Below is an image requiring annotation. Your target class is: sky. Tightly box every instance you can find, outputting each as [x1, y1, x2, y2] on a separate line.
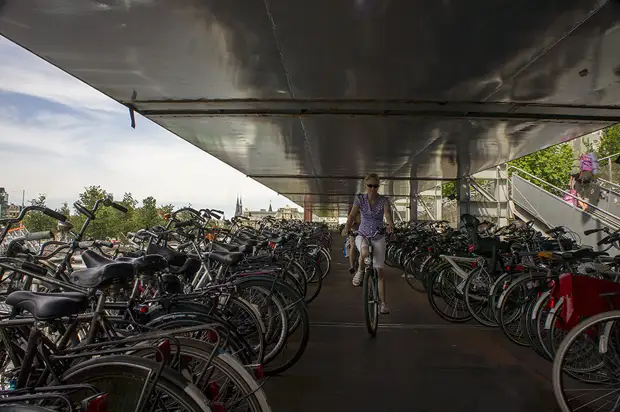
[0, 36, 301, 218]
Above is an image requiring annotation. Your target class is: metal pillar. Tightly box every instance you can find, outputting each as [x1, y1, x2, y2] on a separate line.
[409, 180, 418, 221]
[435, 183, 443, 221]
[457, 178, 470, 226]
[495, 165, 509, 227]
[303, 195, 312, 222]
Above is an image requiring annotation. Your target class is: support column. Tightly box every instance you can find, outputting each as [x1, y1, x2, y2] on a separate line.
[457, 178, 470, 227]
[435, 183, 443, 221]
[495, 165, 509, 226]
[303, 195, 312, 222]
[409, 180, 418, 221]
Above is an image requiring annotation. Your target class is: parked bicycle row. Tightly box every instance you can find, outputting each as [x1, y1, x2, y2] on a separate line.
[386, 216, 620, 412]
[0, 198, 331, 411]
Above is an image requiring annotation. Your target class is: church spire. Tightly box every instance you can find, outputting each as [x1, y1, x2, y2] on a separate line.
[268, 201, 273, 213]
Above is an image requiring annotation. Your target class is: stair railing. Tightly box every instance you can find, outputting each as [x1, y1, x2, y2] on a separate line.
[507, 165, 620, 228]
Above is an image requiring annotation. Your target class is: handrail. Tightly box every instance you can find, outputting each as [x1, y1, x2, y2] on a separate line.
[599, 151, 620, 162]
[597, 178, 620, 193]
[507, 165, 620, 226]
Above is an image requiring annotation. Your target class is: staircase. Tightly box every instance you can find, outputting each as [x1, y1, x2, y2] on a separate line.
[509, 168, 620, 249]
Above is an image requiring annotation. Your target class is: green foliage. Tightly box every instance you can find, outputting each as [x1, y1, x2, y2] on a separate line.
[597, 125, 620, 159]
[22, 187, 176, 241]
[133, 196, 166, 230]
[58, 202, 71, 218]
[21, 194, 56, 233]
[508, 142, 575, 190]
[593, 124, 620, 183]
[442, 182, 456, 198]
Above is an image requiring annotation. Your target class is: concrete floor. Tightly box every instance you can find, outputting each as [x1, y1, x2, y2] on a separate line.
[263, 235, 560, 412]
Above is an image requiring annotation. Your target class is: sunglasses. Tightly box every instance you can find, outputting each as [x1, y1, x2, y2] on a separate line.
[367, 184, 379, 188]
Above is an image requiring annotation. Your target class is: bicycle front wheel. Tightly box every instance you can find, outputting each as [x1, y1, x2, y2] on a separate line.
[363, 269, 379, 337]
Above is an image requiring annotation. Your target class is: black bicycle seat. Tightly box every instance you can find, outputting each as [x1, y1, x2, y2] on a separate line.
[70, 262, 135, 289]
[82, 250, 167, 272]
[146, 243, 187, 266]
[6, 291, 89, 321]
[212, 241, 253, 254]
[205, 251, 244, 266]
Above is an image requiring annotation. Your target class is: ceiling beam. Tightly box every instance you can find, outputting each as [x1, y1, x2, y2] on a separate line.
[133, 99, 620, 122]
[279, 192, 410, 196]
[253, 175, 452, 181]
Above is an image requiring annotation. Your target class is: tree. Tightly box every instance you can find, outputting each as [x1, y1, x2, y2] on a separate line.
[590, 125, 620, 183]
[442, 182, 457, 198]
[597, 125, 620, 159]
[22, 194, 56, 233]
[57, 202, 71, 218]
[508, 142, 575, 191]
[117, 192, 139, 234]
[158, 204, 175, 217]
[77, 185, 109, 211]
[74, 186, 125, 240]
[133, 196, 164, 229]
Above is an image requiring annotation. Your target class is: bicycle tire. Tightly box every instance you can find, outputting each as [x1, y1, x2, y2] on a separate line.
[234, 276, 310, 375]
[463, 267, 498, 327]
[363, 269, 379, 337]
[426, 261, 473, 323]
[552, 310, 620, 412]
[61, 354, 211, 412]
[131, 336, 271, 412]
[497, 273, 545, 346]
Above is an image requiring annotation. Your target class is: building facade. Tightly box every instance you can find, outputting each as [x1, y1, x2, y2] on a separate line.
[238, 198, 304, 224]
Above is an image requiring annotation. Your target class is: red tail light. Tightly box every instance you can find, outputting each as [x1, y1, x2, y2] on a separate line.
[155, 339, 171, 363]
[211, 403, 225, 412]
[207, 382, 220, 399]
[269, 242, 276, 249]
[254, 364, 264, 380]
[206, 330, 218, 342]
[82, 393, 108, 412]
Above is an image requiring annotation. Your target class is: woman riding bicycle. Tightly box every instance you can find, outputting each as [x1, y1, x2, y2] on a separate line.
[341, 173, 394, 314]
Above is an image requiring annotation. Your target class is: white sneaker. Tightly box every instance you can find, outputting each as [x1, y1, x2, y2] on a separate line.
[352, 271, 363, 287]
[380, 303, 390, 314]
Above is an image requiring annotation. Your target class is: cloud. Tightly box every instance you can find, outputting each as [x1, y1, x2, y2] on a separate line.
[0, 36, 301, 217]
[0, 37, 300, 219]
[0, 104, 298, 216]
[0, 36, 124, 116]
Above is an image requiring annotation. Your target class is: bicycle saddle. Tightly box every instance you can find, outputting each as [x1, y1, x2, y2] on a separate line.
[6, 291, 89, 321]
[204, 251, 244, 266]
[70, 262, 135, 289]
[81, 250, 167, 271]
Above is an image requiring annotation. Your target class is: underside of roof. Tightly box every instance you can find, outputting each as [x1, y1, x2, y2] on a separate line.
[1, 0, 620, 216]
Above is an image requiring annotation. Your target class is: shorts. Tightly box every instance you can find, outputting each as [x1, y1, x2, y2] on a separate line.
[355, 235, 386, 269]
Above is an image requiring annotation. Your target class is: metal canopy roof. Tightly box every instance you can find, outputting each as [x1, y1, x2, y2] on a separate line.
[1, 0, 620, 216]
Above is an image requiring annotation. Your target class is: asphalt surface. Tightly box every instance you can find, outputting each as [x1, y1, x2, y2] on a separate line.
[263, 234, 560, 412]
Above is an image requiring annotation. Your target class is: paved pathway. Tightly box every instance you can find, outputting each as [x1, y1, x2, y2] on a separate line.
[264, 234, 560, 412]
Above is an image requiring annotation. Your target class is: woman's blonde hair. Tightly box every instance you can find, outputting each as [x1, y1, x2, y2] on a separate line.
[364, 173, 380, 184]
